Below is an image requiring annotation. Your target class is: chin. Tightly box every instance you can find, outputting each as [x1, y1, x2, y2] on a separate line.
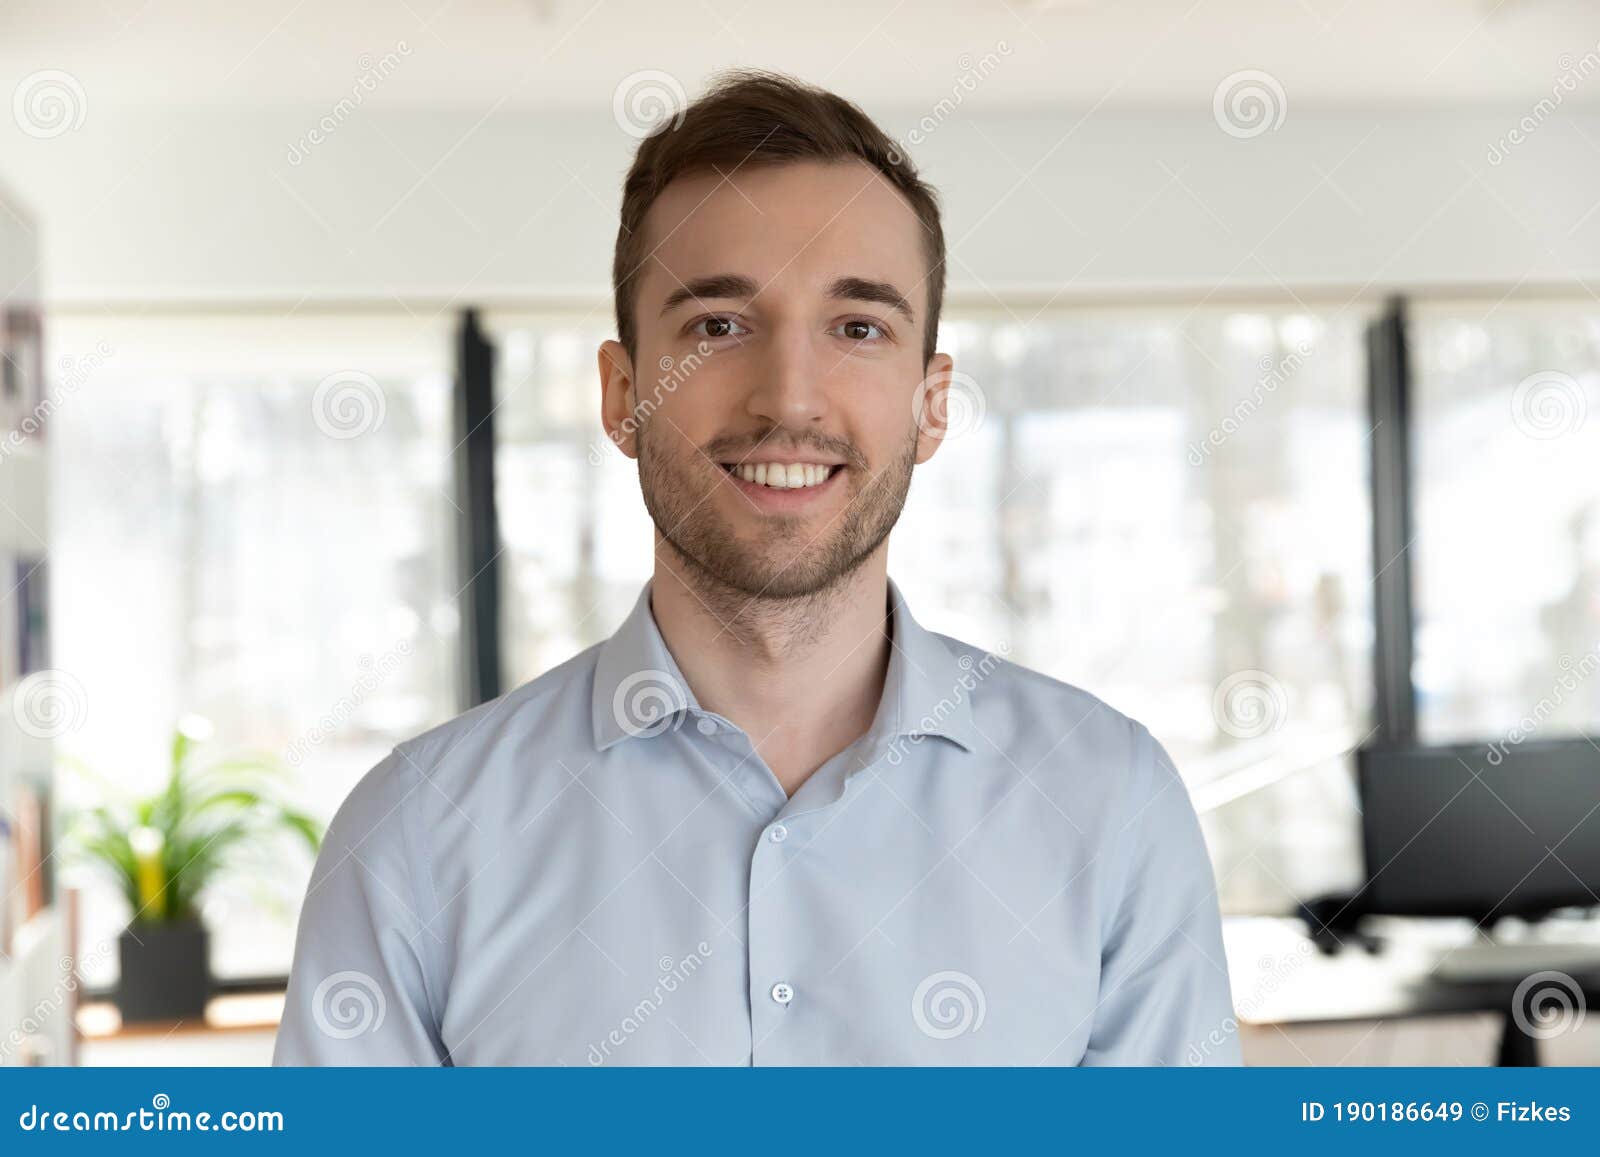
[717, 540, 872, 599]
[709, 561, 828, 600]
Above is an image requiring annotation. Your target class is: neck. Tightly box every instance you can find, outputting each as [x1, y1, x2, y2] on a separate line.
[649, 542, 893, 797]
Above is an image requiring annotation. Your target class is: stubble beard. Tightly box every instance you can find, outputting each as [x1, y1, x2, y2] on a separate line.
[636, 420, 919, 607]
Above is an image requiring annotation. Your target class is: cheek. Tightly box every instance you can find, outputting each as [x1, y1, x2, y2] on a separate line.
[650, 370, 728, 435]
[844, 383, 916, 456]
[634, 347, 722, 423]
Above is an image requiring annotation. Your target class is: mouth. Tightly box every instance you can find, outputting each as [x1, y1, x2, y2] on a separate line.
[718, 460, 845, 507]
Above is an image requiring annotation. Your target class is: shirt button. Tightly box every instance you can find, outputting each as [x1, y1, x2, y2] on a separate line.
[696, 717, 718, 735]
[768, 823, 788, 843]
[770, 982, 794, 1005]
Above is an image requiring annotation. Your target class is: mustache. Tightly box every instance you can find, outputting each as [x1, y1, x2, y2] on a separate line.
[702, 429, 867, 470]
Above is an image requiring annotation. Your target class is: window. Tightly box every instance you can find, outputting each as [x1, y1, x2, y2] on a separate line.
[489, 314, 654, 689]
[50, 312, 460, 983]
[489, 305, 1377, 913]
[1410, 301, 1600, 746]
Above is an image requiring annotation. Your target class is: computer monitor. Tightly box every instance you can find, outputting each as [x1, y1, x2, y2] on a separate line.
[1358, 739, 1600, 921]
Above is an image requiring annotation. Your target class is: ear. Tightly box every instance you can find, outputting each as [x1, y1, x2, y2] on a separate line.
[598, 339, 640, 460]
[913, 352, 956, 465]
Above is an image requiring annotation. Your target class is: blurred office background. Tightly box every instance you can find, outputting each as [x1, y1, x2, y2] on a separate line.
[4, 0, 1600, 1065]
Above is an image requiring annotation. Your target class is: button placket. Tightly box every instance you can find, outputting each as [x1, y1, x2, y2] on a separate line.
[747, 801, 801, 1062]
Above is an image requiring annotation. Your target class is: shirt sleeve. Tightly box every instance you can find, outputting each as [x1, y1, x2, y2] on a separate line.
[272, 745, 449, 1066]
[1080, 722, 1241, 1066]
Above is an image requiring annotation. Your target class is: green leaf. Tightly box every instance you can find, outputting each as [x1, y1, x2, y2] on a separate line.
[60, 721, 326, 925]
[201, 755, 295, 779]
[171, 729, 191, 779]
[278, 809, 324, 854]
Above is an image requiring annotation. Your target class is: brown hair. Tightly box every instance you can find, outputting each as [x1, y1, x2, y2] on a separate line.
[612, 69, 946, 366]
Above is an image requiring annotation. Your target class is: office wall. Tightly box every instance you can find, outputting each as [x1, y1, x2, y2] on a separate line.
[5, 101, 1598, 305]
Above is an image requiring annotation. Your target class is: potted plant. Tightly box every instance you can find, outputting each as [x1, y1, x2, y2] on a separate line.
[66, 716, 323, 1023]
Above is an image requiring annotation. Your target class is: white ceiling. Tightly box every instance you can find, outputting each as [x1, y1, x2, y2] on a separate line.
[1, 0, 1597, 112]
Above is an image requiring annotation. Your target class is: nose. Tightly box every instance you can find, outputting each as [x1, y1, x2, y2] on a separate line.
[744, 321, 827, 427]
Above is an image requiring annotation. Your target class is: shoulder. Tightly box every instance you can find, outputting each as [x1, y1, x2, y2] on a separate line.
[327, 642, 603, 838]
[933, 629, 1192, 835]
[939, 630, 1154, 776]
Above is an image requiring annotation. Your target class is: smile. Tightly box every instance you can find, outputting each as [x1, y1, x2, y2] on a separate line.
[720, 461, 841, 490]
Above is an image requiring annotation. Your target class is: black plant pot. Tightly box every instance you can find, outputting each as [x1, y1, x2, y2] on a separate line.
[117, 919, 211, 1024]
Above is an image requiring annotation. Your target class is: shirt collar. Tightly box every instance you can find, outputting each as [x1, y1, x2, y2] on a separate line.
[591, 578, 982, 755]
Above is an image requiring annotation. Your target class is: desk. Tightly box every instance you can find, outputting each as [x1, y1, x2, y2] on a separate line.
[66, 932, 1600, 1066]
[1225, 917, 1600, 1065]
[75, 993, 283, 1067]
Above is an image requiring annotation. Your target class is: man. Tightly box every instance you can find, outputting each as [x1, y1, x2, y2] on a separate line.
[274, 70, 1238, 1066]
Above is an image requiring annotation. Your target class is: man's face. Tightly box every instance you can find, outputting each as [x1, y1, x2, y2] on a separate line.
[599, 159, 953, 599]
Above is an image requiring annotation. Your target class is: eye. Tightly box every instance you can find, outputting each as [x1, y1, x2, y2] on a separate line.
[690, 315, 750, 339]
[835, 319, 887, 342]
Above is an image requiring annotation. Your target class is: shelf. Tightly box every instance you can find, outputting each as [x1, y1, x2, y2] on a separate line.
[77, 991, 285, 1040]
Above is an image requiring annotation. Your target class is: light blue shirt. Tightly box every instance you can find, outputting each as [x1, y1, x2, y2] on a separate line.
[273, 579, 1238, 1066]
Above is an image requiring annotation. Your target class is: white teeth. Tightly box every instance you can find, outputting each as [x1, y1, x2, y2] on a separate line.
[732, 462, 834, 490]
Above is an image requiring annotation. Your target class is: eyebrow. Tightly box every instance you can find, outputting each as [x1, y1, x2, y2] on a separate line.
[658, 274, 761, 316]
[655, 273, 915, 324]
[827, 276, 915, 324]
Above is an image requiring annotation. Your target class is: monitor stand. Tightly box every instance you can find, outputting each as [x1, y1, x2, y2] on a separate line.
[1430, 932, 1600, 1067]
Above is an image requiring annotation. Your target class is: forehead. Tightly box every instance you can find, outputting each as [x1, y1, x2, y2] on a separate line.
[634, 159, 929, 314]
